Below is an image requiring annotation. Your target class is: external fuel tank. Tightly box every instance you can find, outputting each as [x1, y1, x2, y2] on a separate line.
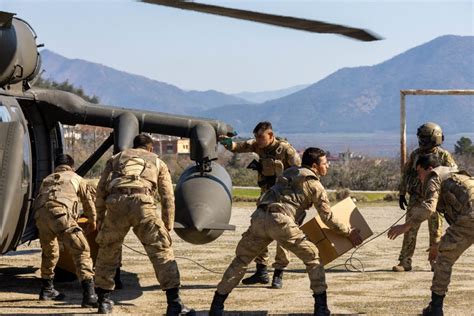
[174, 161, 235, 244]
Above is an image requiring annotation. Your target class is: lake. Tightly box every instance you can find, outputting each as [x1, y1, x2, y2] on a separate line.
[238, 132, 474, 157]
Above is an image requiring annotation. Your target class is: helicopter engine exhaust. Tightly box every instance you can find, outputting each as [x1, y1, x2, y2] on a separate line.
[0, 13, 41, 87]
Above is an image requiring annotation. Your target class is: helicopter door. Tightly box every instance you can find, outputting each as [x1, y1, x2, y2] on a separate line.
[0, 121, 28, 254]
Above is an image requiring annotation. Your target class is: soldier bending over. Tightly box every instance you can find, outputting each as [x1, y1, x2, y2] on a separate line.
[34, 154, 98, 308]
[389, 154, 473, 316]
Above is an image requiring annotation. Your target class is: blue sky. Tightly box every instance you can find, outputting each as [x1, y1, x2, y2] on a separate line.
[1, 0, 472, 93]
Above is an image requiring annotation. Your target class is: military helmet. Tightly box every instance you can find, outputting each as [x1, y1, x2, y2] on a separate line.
[417, 122, 444, 149]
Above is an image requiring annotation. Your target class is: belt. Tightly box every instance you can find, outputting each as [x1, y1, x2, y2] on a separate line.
[111, 187, 150, 195]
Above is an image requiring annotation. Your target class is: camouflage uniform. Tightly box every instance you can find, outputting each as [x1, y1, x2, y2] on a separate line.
[398, 147, 457, 266]
[34, 165, 96, 281]
[232, 137, 301, 269]
[216, 166, 351, 295]
[406, 167, 474, 295]
[94, 148, 179, 291]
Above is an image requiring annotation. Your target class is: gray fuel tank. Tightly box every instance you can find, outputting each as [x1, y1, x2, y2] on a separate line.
[174, 161, 235, 244]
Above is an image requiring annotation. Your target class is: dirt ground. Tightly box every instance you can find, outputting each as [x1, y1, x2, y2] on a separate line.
[1, 203, 473, 315]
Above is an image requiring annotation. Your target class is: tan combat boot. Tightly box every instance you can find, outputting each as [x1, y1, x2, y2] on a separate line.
[392, 260, 412, 272]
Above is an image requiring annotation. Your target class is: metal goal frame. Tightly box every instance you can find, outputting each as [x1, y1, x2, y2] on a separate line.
[400, 89, 474, 171]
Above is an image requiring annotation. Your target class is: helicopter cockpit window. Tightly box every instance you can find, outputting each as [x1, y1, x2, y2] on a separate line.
[0, 105, 11, 122]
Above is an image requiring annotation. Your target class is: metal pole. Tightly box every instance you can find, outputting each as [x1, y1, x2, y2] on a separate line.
[400, 91, 406, 172]
[398, 89, 473, 172]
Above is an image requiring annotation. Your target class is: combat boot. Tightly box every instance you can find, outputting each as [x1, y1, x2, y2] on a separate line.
[422, 292, 444, 316]
[114, 267, 123, 290]
[39, 278, 65, 301]
[165, 288, 195, 316]
[96, 288, 113, 314]
[271, 269, 284, 289]
[209, 291, 228, 316]
[81, 278, 98, 308]
[313, 291, 331, 316]
[392, 259, 412, 272]
[241, 263, 269, 285]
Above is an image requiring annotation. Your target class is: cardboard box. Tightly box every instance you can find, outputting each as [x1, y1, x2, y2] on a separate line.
[57, 217, 98, 276]
[300, 197, 373, 265]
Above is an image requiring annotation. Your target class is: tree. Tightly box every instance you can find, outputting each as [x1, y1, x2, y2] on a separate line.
[34, 77, 100, 104]
[454, 137, 474, 155]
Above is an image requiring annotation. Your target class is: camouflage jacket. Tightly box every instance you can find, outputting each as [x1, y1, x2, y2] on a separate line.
[96, 148, 175, 229]
[34, 165, 96, 222]
[232, 137, 301, 192]
[399, 146, 457, 196]
[407, 166, 474, 228]
[258, 166, 351, 236]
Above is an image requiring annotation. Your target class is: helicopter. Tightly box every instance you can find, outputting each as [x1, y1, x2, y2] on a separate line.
[0, 1, 381, 256]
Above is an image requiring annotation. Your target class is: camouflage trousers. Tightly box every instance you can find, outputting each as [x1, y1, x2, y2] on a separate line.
[95, 194, 180, 291]
[254, 242, 290, 270]
[398, 194, 443, 265]
[432, 219, 474, 295]
[254, 187, 290, 269]
[217, 206, 326, 295]
[35, 203, 94, 281]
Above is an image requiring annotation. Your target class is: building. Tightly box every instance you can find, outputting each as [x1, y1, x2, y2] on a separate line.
[153, 135, 190, 156]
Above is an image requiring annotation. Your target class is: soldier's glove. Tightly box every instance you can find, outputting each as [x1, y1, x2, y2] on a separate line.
[399, 195, 408, 210]
[247, 159, 263, 172]
[348, 228, 363, 246]
[218, 136, 233, 150]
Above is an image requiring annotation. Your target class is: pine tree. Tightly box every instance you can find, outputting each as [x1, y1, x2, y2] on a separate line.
[454, 137, 474, 155]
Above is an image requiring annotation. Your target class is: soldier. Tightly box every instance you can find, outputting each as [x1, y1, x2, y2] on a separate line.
[87, 185, 123, 290]
[388, 154, 473, 316]
[220, 121, 300, 289]
[94, 134, 193, 315]
[33, 154, 98, 307]
[209, 147, 363, 315]
[394, 122, 457, 272]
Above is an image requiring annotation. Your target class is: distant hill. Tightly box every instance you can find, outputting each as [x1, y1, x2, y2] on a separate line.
[233, 84, 310, 103]
[202, 35, 474, 134]
[39, 49, 251, 114]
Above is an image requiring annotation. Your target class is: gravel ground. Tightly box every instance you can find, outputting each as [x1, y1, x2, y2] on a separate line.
[1, 204, 473, 315]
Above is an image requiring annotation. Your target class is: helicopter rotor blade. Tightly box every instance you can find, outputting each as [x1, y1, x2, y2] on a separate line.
[140, 0, 381, 41]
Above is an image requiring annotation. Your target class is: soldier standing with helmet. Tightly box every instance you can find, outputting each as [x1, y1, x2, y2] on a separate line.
[389, 154, 473, 315]
[220, 121, 301, 289]
[394, 122, 457, 272]
[34, 154, 98, 308]
[94, 134, 194, 315]
[209, 147, 362, 315]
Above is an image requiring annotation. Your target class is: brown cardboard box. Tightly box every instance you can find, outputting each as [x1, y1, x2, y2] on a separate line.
[57, 217, 98, 276]
[300, 197, 373, 265]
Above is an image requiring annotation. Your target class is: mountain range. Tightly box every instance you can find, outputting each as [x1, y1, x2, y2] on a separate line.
[234, 84, 310, 103]
[202, 35, 474, 133]
[40, 49, 252, 114]
[40, 35, 474, 133]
